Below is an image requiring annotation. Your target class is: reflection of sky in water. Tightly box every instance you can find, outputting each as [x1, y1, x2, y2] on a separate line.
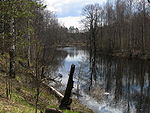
[80, 92, 125, 113]
[65, 52, 86, 62]
[58, 47, 88, 85]
[56, 47, 150, 113]
[57, 47, 124, 113]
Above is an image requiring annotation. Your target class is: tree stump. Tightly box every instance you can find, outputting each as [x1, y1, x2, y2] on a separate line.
[59, 64, 75, 110]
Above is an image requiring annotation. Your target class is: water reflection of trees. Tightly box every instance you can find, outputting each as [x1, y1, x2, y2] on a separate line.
[78, 55, 150, 113]
[63, 47, 79, 58]
[49, 47, 150, 112]
[44, 48, 68, 78]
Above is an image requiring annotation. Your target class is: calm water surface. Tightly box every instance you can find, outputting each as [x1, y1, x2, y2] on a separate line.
[54, 47, 150, 113]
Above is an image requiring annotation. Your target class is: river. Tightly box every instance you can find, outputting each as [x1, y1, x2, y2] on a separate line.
[51, 47, 150, 113]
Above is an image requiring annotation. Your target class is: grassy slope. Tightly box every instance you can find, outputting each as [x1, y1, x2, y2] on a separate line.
[0, 56, 93, 113]
[0, 73, 40, 113]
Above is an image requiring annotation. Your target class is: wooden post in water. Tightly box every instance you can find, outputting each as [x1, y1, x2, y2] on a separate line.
[59, 64, 75, 110]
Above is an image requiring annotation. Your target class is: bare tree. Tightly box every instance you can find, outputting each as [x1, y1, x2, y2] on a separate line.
[82, 4, 102, 87]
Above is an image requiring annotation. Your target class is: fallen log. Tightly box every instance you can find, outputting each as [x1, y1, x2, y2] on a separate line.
[49, 86, 64, 99]
[41, 82, 64, 101]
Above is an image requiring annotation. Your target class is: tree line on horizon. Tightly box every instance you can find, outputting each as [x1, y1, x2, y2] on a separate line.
[82, 0, 150, 57]
[0, 0, 83, 56]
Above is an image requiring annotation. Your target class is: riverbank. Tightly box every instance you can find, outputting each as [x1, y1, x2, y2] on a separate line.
[56, 42, 87, 48]
[97, 50, 150, 61]
[0, 73, 93, 113]
[58, 45, 150, 61]
[0, 55, 93, 113]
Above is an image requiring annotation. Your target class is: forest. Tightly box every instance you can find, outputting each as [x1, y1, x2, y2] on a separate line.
[0, 0, 150, 113]
[82, 0, 150, 59]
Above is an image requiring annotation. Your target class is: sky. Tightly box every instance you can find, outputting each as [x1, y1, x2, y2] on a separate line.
[44, 0, 106, 29]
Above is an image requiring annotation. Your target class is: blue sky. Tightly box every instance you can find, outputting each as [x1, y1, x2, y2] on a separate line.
[44, 0, 106, 29]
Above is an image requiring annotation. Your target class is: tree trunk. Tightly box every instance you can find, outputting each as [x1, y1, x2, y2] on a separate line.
[27, 20, 31, 67]
[9, 16, 16, 78]
[9, 48, 15, 78]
